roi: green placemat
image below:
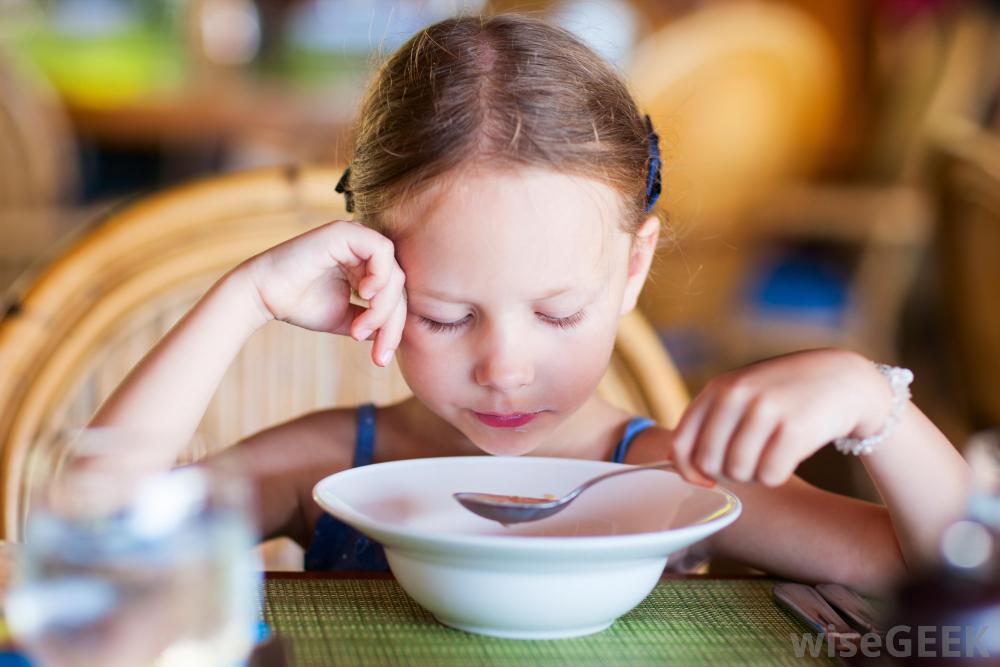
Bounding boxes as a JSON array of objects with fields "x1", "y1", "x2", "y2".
[{"x1": 263, "y1": 577, "x2": 838, "y2": 667}]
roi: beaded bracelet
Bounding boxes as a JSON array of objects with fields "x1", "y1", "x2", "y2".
[{"x1": 832, "y1": 363, "x2": 914, "y2": 456}]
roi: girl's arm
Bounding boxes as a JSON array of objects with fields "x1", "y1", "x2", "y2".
[
  {"x1": 666, "y1": 349, "x2": 971, "y2": 591},
  {"x1": 704, "y1": 476, "x2": 905, "y2": 595},
  {"x1": 858, "y1": 401, "x2": 970, "y2": 565},
  {"x1": 90, "y1": 221, "x2": 407, "y2": 458},
  {"x1": 90, "y1": 270, "x2": 266, "y2": 437},
  {"x1": 202, "y1": 408, "x2": 359, "y2": 544}
]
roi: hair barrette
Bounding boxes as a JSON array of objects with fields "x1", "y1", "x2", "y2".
[
  {"x1": 644, "y1": 114, "x2": 662, "y2": 212},
  {"x1": 335, "y1": 166, "x2": 354, "y2": 213}
]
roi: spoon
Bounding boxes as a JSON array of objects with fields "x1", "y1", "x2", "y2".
[{"x1": 453, "y1": 460, "x2": 702, "y2": 525}]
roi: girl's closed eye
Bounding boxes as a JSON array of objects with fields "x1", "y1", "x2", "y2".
[
  {"x1": 416, "y1": 310, "x2": 587, "y2": 334},
  {"x1": 417, "y1": 314, "x2": 472, "y2": 333},
  {"x1": 537, "y1": 310, "x2": 586, "y2": 329}
]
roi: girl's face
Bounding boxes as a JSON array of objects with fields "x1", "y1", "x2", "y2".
[{"x1": 392, "y1": 167, "x2": 657, "y2": 456}]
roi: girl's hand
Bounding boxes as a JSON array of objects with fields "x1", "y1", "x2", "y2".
[
  {"x1": 238, "y1": 221, "x2": 406, "y2": 367},
  {"x1": 669, "y1": 349, "x2": 893, "y2": 487}
]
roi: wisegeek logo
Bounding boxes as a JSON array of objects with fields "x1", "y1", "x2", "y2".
[{"x1": 790, "y1": 625, "x2": 992, "y2": 660}]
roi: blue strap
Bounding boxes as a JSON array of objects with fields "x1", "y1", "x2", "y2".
[
  {"x1": 612, "y1": 416, "x2": 656, "y2": 463},
  {"x1": 304, "y1": 511, "x2": 388, "y2": 572},
  {"x1": 353, "y1": 403, "x2": 377, "y2": 467},
  {"x1": 304, "y1": 403, "x2": 387, "y2": 572}
]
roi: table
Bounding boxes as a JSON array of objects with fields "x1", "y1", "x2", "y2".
[{"x1": 261, "y1": 573, "x2": 838, "y2": 667}]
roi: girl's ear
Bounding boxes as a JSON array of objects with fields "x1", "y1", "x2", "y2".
[{"x1": 620, "y1": 215, "x2": 660, "y2": 315}]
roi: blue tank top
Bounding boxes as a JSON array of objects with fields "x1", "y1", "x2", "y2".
[{"x1": 303, "y1": 405, "x2": 657, "y2": 571}]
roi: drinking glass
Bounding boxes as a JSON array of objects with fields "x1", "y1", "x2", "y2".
[{"x1": 5, "y1": 427, "x2": 261, "y2": 667}]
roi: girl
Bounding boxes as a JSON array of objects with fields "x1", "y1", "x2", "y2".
[{"x1": 91, "y1": 15, "x2": 969, "y2": 593}]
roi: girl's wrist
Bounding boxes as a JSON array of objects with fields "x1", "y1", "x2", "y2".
[
  {"x1": 217, "y1": 265, "x2": 275, "y2": 334},
  {"x1": 846, "y1": 353, "x2": 897, "y2": 440},
  {"x1": 837, "y1": 357, "x2": 914, "y2": 455}
]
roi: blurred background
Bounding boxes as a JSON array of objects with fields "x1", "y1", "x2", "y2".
[{"x1": 1, "y1": 0, "x2": 999, "y2": 504}]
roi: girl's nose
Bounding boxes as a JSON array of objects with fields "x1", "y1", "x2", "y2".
[{"x1": 474, "y1": 346, "x2": 535, "y2": 392}]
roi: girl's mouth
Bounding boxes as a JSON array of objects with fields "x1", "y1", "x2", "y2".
[{"x1": 472, "y1": 411, "x2": 540, "y2": 429}]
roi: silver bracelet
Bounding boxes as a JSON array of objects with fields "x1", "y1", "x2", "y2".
[{"x1": 832, "y1": 363, "x2": 914, "y2": 456}]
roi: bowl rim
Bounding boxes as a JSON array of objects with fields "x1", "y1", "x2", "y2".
[{"x1": 312, "y1": 456, "x2": 742, "y2": 557}]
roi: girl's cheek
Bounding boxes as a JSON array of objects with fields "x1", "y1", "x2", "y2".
[
  {"x1": 396, "y1": 328, "x2": 456, "y2": 378},
  {"x1": 543, "y1": 330, "x2": 615, "y2": 381},
  {"x1": 555, "y1": 349, "x2": 608, "y2": 389},
  {"x1": 398, "y1": 320, "x2": 441, "y2": 351}
]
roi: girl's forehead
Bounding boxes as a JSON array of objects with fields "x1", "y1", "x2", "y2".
[
  {"x1": 393, "y1": 168, "x2": 627, "y2": 257},
  {"x1": 392, "y1": 168, "x2": 631, "y2": 302}
]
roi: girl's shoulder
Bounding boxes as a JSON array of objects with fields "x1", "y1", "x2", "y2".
[
  {"x1": 237, "y1": 400, "x2": 419, "y2": 466},
  {"x1": 216, "y1": 403, "x2": 401, "y2": 545},
  {"x1": 213, "y1": 406, "x2": 365, "y2": 480}
]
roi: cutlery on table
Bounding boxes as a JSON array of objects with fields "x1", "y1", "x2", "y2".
[
  {"x1": 774, "y1": 583, "x2": 889, "y2": 666},
  {"x1": 815, "y1": 583, "x2": 884, "y2": 636},
  {"x1": 774, "y1": 582, "x2": 860, "y2": 640}
]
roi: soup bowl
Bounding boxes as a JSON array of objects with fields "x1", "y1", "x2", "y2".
[{"x1": 313, "y1": 456, "x2": 740, "y2": 639}]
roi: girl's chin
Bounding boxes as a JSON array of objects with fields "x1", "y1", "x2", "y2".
[
  {"x1": 471, "y1": 440, "x2": 540, "y2": 457},
  {"x1": 463, "y1": 426, "x2": 545, "y2": 457}
]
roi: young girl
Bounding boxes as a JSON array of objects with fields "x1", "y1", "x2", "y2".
[{"x1": 91, "y1": 15, "x2": 969, "y2": 593}]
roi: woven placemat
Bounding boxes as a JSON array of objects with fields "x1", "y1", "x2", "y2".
[{"x1": 263, "y1": 577, "x2": 838, "y2": 667}]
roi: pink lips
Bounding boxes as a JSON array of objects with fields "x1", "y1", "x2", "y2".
[{"x1": 473, "y1": 411, "x2": 540, "y2": 428}]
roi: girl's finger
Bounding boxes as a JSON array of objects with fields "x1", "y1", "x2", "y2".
[
  {"x1": 325, "y1": 221, "x2": 396, "y2": 298},
  {"x1": 330, "y1": 303, "x2": 368, "y2": 338},
  {"x1": 669, "y1": 392, "x2": 717, "y2": 486},
  {"x1": 723, "y1": 397, "x2": 779, "y2": 482},
  {"x1": 690, "y1": 388, "x2": 750, "y2": 478},
  {"x1": 755, "y1": 424, "x2": 800, "y2": 487},
  {"x1": 352, "y1": 267, "x2": 405, "y2": 341},
  {"x1": 356, "y1": 261, "x2": 393, "y2": 302},
  {"x1": 372, "y1": 286, "x2": 407, "y2": 367},
  {"x1": 351, "y1": 239, "x2": 397, "y2": 300}
]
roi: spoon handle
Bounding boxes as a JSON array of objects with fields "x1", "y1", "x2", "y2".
[{"x1": 567, "y1": 460, "x2": 676, "y2": 500}]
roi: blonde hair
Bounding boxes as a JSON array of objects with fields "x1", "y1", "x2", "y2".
[{"x1": 341, "y1": 14, "x2": 655, "y2": 234}]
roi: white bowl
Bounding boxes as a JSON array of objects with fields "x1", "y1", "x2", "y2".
[{"x1": 313, "y1": 456, "x2": 740, "y2": 639}]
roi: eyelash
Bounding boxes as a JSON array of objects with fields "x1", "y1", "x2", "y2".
[
  {"x1": 418, "y1": 315, "x2": 472, "y2": 334},
  {"x1": 537, "y1": 311, "x2": 586, "y2": 329},
  {"x1": 418, "y1": 311, "x2": 586, "y2": 333}
]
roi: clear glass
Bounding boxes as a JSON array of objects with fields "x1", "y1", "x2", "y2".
[
  {"x1": 939, "y1": 429, "x2": 1000, "y2": 574},
  {"x1": 965, "y1": 428, "x2": 1000, "y2": 529},
  {"x1": 5, "y1": 428, "x2": 261, "y2": 667}
]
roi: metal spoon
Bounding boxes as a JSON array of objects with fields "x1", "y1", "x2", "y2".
[{"x1": 453, "y1": 460, "x2": 691, "y2": 525}]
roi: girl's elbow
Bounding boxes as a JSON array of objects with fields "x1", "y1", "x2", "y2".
[{"x1": 842, "y1": 523, "x2": 910, "y2": 597}]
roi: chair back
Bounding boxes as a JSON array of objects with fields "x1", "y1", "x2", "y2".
[{"x1": 933, "y1": 124, "x2": 1000, "y2": 429}]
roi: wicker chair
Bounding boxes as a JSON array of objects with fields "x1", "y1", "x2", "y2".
[
  {"x1": 933, "y1": 122, "x2": 1000, "y2": 431},
  {"x1": 0, "y1": 165, "x2": 689, "y2": 565}
]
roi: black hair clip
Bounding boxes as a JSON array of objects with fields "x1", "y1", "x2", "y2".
[
  {"x1": 644, "y1": 114, "x2": 662, "y2": 212},
  {"x1": 335, "y1": 166, "x2": 354, "y2": 213}
]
